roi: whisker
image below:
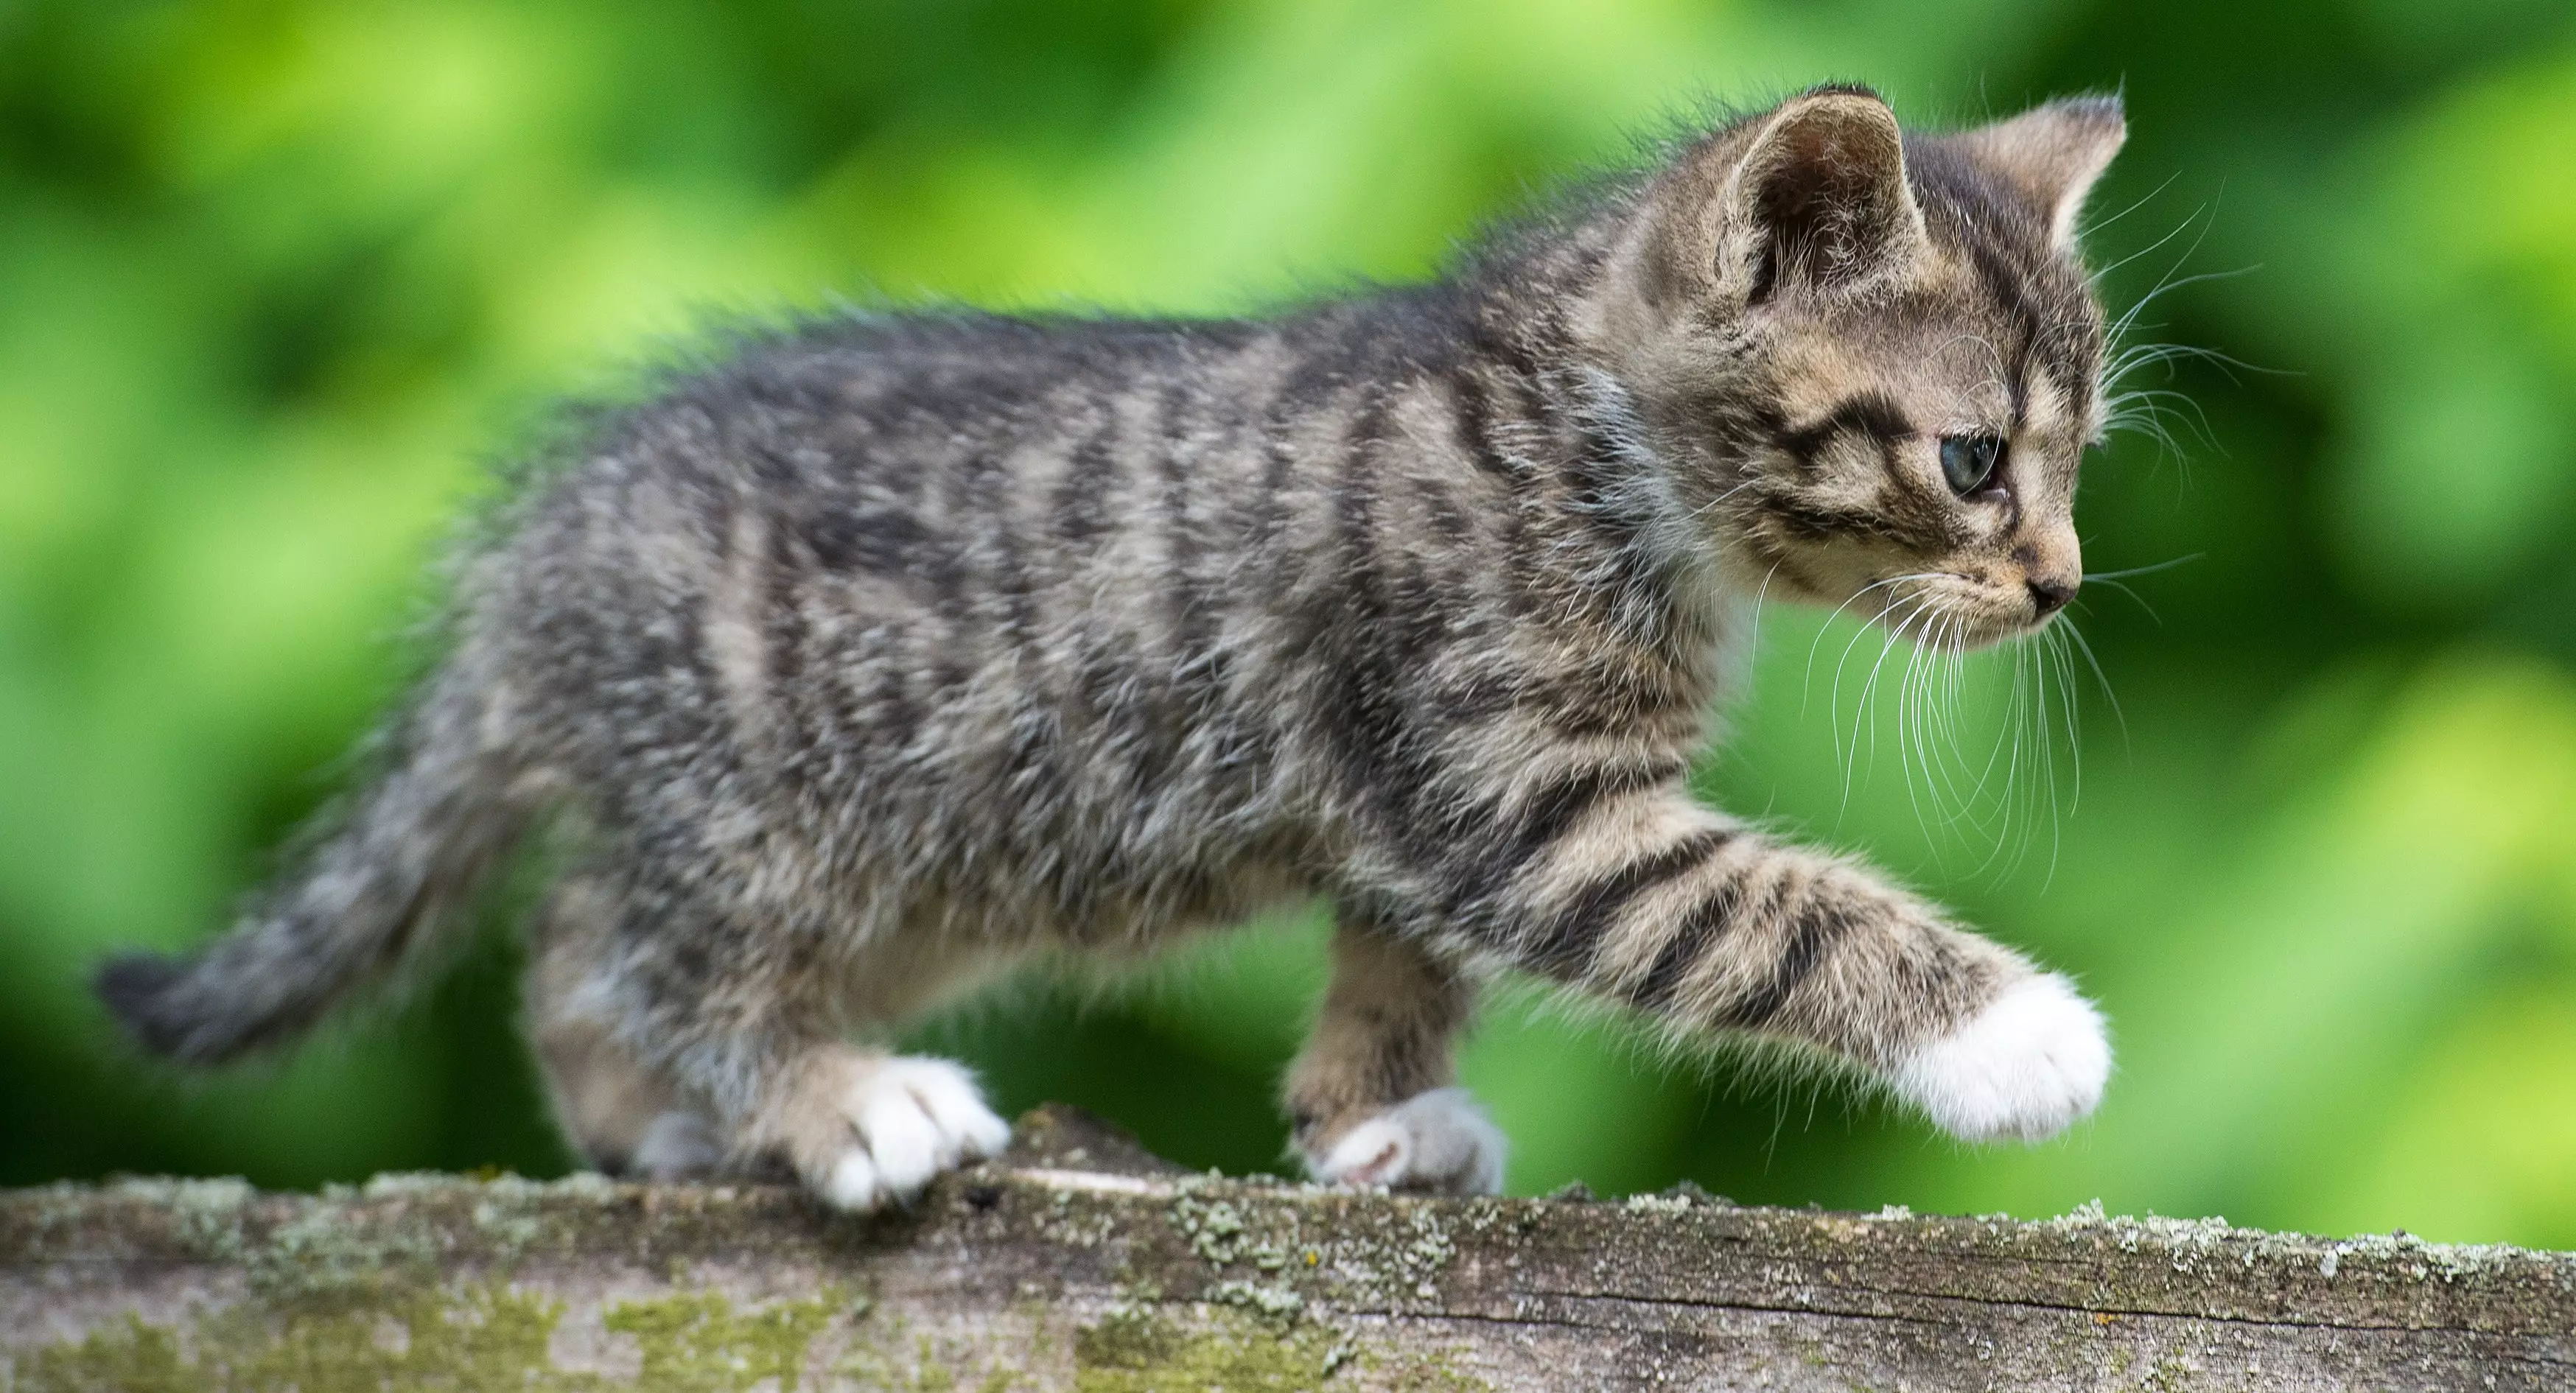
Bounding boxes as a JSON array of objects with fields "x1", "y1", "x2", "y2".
[
  {"x1": 2038, "y1": 630, "x2": 2071, "y2": 885},
  {"x1": 1881, "y1": 602, "x2": 1936, "y2": 843},
  {"x1": 2093, "y1": 200, "x2": 2213, "y2": 285},
  {"x1": 1924, "y1": 625, "x2": 1973, "y2": 835},
  {"x1": 1801, "y1": 572, "x2": 1947, "y2": 715},
  {"x1": 1918, "y1": 614, "x2": 1981, "y2": 838},
  {"x1": 2113, "y1": 264, "x2": 2260, "y2": 326},
  {"x1": 1744, "y1": 560, "x2": 1784, "y2": 665},
  {"x1": 2051, "y1": 625, "x2": 2082, "y2": 823},
  {"x1": 2086, "y1": 554, "x2": 2205, "y2": 581},
  {"x1": 2063, "y1": 620, "x2": 2127, "y2": 748},
  {"x1": 1845, "y1": 592, "x2": 1934, "y2": 808},
  {"x1": 2080, "y1": 168, "x2": 2184, "y2": 240},
  {"x1": 1967, "y1": 633, "x2": 2030, "y2": 879},
  {"x1": 2079, "y1": 578, "x2": 2162, "y2": 626}
]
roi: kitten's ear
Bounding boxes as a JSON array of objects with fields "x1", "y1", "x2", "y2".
[
  {"x1": 1957, "y1": 95, "x2": 2127, "y2": 249},
  {"x1": 1714, "y1": 86, "x2": 1930, "y2": 304}
]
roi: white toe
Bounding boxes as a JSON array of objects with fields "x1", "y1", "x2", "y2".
[
  {"x1": 1323, "y1": 1117, "x2": 1414, "y2": 1186},
  {"x1": 823, "y1": 1054, "x2": 1014, "y2": 1210},
  {"x1": 1894, "y1": 972, "x2": 2110, "y2": 1142},
  {"x1": 886, "y1": 1057, "x2": 1014, "y2": 1163},
  {"x1": 825, "y1": 1150, "x2": 883, "y2": 1210},
  {"x1": 855, "y1": 1084, "x2": 945, "y2": 1196},
  {"x1": 1312, "y1": 1087, "x2": 1507, "y2": 1195}
]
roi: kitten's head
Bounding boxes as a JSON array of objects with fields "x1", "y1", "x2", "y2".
[{"x1": 1586, "y1": 85, "x2": 2126, "y2": 650}]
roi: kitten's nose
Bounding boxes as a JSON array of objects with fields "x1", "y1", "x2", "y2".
[{"x1": 2026, "y1": 575, "x2": 2078, "y2": 615}]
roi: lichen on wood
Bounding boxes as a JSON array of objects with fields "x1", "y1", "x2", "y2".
[{"x1": 5, "y1": 1106, "x2": 2572, "y2": 1391}]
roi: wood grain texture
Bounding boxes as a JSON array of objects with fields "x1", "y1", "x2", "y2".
[{"x1": 5, "y1": 1106, "x2": 2570, "y2": 1391}]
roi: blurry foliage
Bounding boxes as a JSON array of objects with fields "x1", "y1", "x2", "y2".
[{"x1": 4, "y1": 0, "x2": 2576, "y2": 1247}]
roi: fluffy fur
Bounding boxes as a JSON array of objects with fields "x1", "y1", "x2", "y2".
[{"x1": 97, "y1": 85, "x2": 2129, "y2": 1205}]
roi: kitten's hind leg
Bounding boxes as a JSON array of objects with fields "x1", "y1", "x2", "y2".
[
  {"x1": 1285, "y1": 913, "x2": 1505, "y2": 1195},
  {"x1": 526, "y1": 874, "x2": 722, "y2": 1179},
  {"x1": 537, "y1": 866, "x2": 1013, "y2": 1209}
]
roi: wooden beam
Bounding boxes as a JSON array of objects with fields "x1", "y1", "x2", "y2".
[{"x1": 5, "y1": 1106, "x2": 2570, "y2": 1390}]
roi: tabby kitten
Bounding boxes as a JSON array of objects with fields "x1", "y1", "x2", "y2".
[{"x1": 99, "y1": 85, "x2": 2125, "y2": 1207}]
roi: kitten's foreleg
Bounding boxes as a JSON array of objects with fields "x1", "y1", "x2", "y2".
[
  {"x1": 1284, "y1": 916, "x2": 1505, "y2": 1194},
  {"x1": 1473, "y1": 785, "x2": 2109, "y2": 1140}
]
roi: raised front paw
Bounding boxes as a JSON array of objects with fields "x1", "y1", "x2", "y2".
[
  {"x1": 1306, "y1": 1087, "x2": 1508, "y2": 1195},
  {"x1": 1893, "y1": 972, "x2": 2110, "y2": 1142}
]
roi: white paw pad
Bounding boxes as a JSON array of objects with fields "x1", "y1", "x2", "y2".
[
  {"x1": 819, "y1": 1057, "x2": 1013, "y2": 1211},
  {"x1": 1894, "y1": 972, "x2": 2110, "y2": 1142},
  {"x1": 1311, "y1": 1087, "x2": 1507, "y2": 1196}
]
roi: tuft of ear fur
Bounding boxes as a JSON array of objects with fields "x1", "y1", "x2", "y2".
[
  {"x1": 1956, "y1": 94, "x2": 2127, "y2": 249},
  {"x1": 1718, "y1": 85, "x2": 1929, "y2": 303}
]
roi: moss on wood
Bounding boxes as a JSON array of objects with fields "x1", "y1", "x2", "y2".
[{"x1": 5, "y1": 1107, "x2": 2572, "y2": 1391}]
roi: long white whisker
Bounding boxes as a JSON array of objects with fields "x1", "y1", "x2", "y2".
[
  {"x1": 2034, "y1": 629, "x2": 2064, "y2": 884},
  {"x1": 1802, "y1": 572, "x2": 1945, "y2": 716},
  {"x1": 1744, "y1": 560, "x2": 1783, "y2": 670},
  {"x1": 2093, "y1": 200, "x2": 2213, "y2": 285},
  {"x1": 1847, "y1": 593, "x2": 1933, "y2": 810},
  {"x1": 2063, "y1": 620, "x2": 2126, "y2": 748},
  {"x1": 1916, "y1": 612, "x2": 1974, "y2": 838},
  {"x1": 1858, "y1": 607, "x2": 1908, "y2": 787},
  {"x1": 2080, "y1": 168, "x2": 2185, "y2": 240},
  {"x1": 2085, "y1": 553, "x2": 2205, "y2": 582}
]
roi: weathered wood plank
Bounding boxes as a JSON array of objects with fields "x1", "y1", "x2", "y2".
[{"x1": 4, "y1": 1106, "x2": 2569, "y2": 1390}]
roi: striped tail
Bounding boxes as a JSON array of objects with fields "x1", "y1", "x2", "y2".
[{"x1": 94, "y1": 667, "x2": 538, "y2": 1064}]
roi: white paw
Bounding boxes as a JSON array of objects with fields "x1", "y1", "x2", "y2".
[
  {"x1": 819, "y1": 1057, "x2": 1013, "y2": 1211},
  {"x1": 632, "y1": 1110, "x2": 723, "y2": 1180},
  {"x1": 1310, "y1": 1087, "x2": 1508, "y2": 1196},
  {"x1": 1894, "y1": 972, "x2": 2110, "y2": 1142}
]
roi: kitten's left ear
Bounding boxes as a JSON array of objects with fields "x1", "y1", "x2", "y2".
[
  {"x1": 1957, "y1": 95, "x2": 2127, "y2": 249},
  {"x1": 1715, "y1": 86, "x2": 1931, "y2": 303}
]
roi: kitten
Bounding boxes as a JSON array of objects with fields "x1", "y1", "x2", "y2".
[{"x1": 98, "y1": 85, "x2": 2124, "y2": 1207}]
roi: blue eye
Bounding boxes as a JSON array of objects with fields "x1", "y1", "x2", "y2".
[{"x1": 1940, "y1": 435, "x2": 2006, "y2": 497}]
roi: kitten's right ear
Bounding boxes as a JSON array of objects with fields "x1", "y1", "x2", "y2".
[
  {"x1": 1711, "y1": 87, "x2": 1931, "y2": 306},
  {"x1": 1955, "y1": 95, "x2": 2127, "y2": 249}
]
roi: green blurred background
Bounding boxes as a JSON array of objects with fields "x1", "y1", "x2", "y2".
[{"x1": 7, "y1": 0, "x2": 2576, "y2": 1249}]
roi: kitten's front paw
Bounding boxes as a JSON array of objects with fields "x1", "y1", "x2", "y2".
[
  {"x1": 816, "y1": 1056, "x2": 1014, "y2": 1211},
  {"x1": 1308, "y1": 1087, "x2": 1507, "y2": 1195},
  {"x1": 1894, "y1": 972, "x2": 2109, "y2": 1142}
]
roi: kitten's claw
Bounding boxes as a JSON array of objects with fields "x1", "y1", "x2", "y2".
[
  {"x1": 1309, "y1": 1087, "x2": 1507, "y2": 1196},
  {"x1": 1894, "y1": 972, "x2": 2110, "y2": 1142},
  {"x1": 818, "y1": 1056, "x2": 1012, "y2": 1211}
]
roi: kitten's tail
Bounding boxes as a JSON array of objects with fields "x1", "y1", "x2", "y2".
[{"x1": 93, "y1": 656, "x2": 542, "y2": 1064}]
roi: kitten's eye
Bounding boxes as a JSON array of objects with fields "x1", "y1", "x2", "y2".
[{"x1": 1939, "y1": 435, "x2": 2006, "y2": 498}]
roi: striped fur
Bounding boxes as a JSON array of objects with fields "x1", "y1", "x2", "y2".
[{"x1": 97, "y1": 86, "x2": 2128, "y2": 1201}]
